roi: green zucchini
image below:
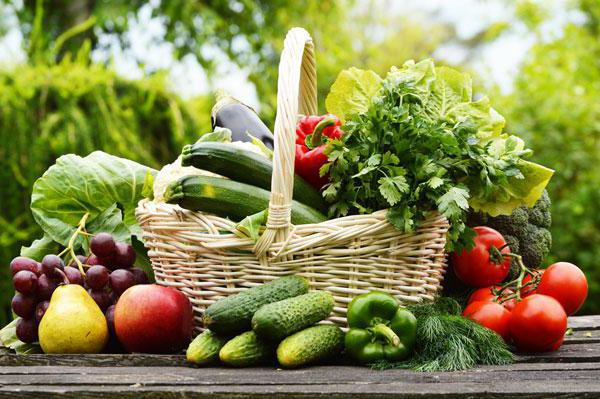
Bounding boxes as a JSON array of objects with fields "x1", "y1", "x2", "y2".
[
  {"x1": 219, "y1": 331, "x2": 274, "y2": 367},
  {"x1": 252, "y1": 291, "x2": 335, "y2": 341},
  {"x1": 203, "y1": 276, "x2": 310, "y2": 335},
  {"x1": 277, "y1": 325, "x2": 345, "y2": 369},
  {"x1": 186, "y1": 330, "x2": 228, "y2": 366},
  {"x1": 181, "y1": 142, "x2": 327, "y2": 212},
  {"x1": 164, "y1": 175, "x2": 327, "y2": 225}
]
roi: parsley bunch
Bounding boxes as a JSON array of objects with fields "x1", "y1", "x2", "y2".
[{"x1": 322, "y1": 64, "x2": 534, "y2": 250}]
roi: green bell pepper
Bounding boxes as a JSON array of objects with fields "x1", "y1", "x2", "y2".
[{"x1": 345, "y1": 291, "x2": 417, "y2": 364}]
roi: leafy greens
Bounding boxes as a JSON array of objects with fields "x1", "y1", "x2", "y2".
[
  {"x1": 324, "y1": 59, "x2": 553, "y2": 249},
  {"x1": 28, "y1": 151, "x2": 156, "y2": 256}
]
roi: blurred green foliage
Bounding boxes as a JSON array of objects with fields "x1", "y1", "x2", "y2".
[
  {"x1": 8, "y1": 0, "x2": 460, "y2": 120},
  {"x1": 0, "y1": 51, "x2": 210, "y2": 326},
  {"x1": 496, "y1": 1, "x2": 600, "y2": 314}
]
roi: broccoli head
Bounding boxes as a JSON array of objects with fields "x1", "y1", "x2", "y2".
[{"x1": 468, "y1": 190, "x2": 552, "y2": 274}]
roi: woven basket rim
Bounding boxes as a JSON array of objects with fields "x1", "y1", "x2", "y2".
[{"x1": 137, "y1": 198, "x2": 448, "y2": 229}]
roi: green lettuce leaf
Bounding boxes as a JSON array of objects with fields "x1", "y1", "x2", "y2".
[
  {"x1": 386, "y1": 59, "x2": 552, "y2": 214},
  {"x1": 197, "y1": 126, "x2": 232, "y2": 143},
  {"x1": 387, "y1": 59, "x2": 436, "y2": 94},
  {"x1": 388, "y1": 60, "x2": 505, "y2": 138},
  {"x1": 235, "y1": 209, "x2": 268, "y2": 241},
  {"x1": 247, "y1": 132, "x2": 273, "y2": 159},
  {"x1": 30, "y1": 151, "x2": 156, "y2": 248},
  {"x1": 325, "y1": 67, "x2": 382, "y2": 122},
  {"x1": 470, "y1": 160, "x2": 555, "y2": 216},
  {"x1": 20, "y1": 234, "x2": 60, "y2": 261}
]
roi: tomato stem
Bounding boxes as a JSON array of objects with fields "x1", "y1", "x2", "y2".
[
  {"x1": 488, "y1": 245, "x2": 506, "y2": 264},
  {"x1": 495, "y1": 252, "x2": 538, "y2": 303}
]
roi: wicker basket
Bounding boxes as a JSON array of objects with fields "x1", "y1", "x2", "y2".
[{"x1": 136, "y1": 27, "x2": 450, "y2": 327}]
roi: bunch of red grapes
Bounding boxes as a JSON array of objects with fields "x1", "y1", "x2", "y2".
[{"x1": 10, "y1": 232, "x2": 149, "y2": 345}]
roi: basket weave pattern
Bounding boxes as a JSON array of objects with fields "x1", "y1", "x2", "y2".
[{"x1": 136, "y1": 28, "x2": 449, "y2": 327}]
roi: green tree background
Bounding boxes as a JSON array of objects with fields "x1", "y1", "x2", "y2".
[{"x1": 0, "y1": 0, "x2": 598, "y2": 326}]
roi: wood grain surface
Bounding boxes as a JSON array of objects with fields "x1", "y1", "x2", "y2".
[{"x1": 0, "y1": 315, "x2": 598, "y2": 398}]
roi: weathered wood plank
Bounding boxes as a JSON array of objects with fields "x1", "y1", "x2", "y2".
[
  {"x1": 0, "y1": 316, "x2": 595, "y2": 368},
  {"x1": 0, "y1": 349, "x2": 189, "y2": 367},
  {"x1": 0, "y1": 342, "x2": 595, "y2": 368},
  {"x1": 0, "y1": 316, "x2": 596, "y2": 399},
  {"x1": 0, "y1": 379, "x2": 599, "y2": 399},
  {"x1": 0, "y1": 361, "x2": 599, "y2": 380},
  {"x1": 515, "y1": 342, "x2": 600, "y2": 363},
  {"x1": 568, "y1": 315, "x2": 600, "y2": 330},
  {"x1": 564, "y1": 329, "x2": 600, "y2": 344},
  {"x1": 1, "y1": 338, "x2": 598, "y2": 368},
  {"x1": 2, "y1": 366, "x2": 600, "y2": 386}
]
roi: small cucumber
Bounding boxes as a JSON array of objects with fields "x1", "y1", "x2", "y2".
[
  {"x1": 219, "y1": 331, "x2": 274, "y2": 367},
  {"x1": 164, "y1": 175, "x2": 327, "y2": 225},
  {"x1": 181, "y1": 142, "x2": 327, "y2": 212},
  {"x1": 277, "y1": 325, "x2": 345, "y2": 369},
  {"x1": 203, "y1": 275, "x2": 310, "y2": 335},
  {"x1": 186, "y1": 330, "x2": 228, "y2": 366},
  {"x1": 252, "y1": 291, "x2": 335, "y2": 341}
]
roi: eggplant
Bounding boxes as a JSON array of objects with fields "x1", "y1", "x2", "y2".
[{"x1": 211, "y1": 92, "x2": 274, "y2": 149}]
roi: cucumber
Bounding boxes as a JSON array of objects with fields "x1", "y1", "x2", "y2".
[
  {"x1": 181, "y1": 142, "x2": 327, "y2": 212},
  {"x1": 203, "y1": 276, "x2": 310, "y2": 335},
  {"x1": 186, "y1": 330, "x2": 228, "y2": 366},
  {"x1": 277, "y1": 325, "x2": 345, "y2": 369},
  {"x1": 219, "y1": 331, "x2": 274, "y2": 367},
  {"x1": 164, "y1": 175, "x2": 327, "y2": 225},
  {"x1": 252, "y1": 291, "x2": 334, "y2": 341}
]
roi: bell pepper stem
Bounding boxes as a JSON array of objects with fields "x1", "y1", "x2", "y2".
[
  {"x1": 310, "y1": 116, "x2": 337, "y2": 148},
  {"x1": 372, "y1": 323, "x2": 400, "y2": 347}
]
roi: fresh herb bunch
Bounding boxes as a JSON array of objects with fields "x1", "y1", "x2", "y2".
[
  {"x1": 323, "y1": 60, "x2": 553, "y2": 251},
  {"x1": 370, "y1": 297, "x2": 514, "y2": 372}
]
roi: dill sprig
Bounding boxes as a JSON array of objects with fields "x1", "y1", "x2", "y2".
[{"x1": 370, "y1": 297, "x2": 514, "y2": 372}]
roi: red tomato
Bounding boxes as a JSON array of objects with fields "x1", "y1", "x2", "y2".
[
  {"x1": 521, "y1": 270, "x2": 544, "y2": 297},
  {"x1": 463, "y1": 301, "x2": 512, "y2": 342},
  {"x1": 509, "y1": 294, "x2": 567, "y2": 353},
  {"x1": 467, "y1": 286, "x2": 515, "y2": 311},
  {"x1": 502, "y1": 296, "x2": 516, "y2": 311},
  {"x1": 542, "y1": 335, "x2": 565, "y2": 352},
  {"x1": 536, "y1": 262, "x2": 588, "y2": 315},
  {"x1": 452, "y1": 227, "x2": 511, "y2": 287},
  {"x1": 468, "y1": 286, "x2": 497, "y2": 303}
]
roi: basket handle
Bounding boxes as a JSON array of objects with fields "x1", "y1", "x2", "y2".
[{"x1": 254, "y1": 28, "x2": 318, "y2": 257}]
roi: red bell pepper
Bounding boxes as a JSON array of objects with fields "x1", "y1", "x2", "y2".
[{"x1": 295, "y1": 114, "x2": 343, "y2": 189}]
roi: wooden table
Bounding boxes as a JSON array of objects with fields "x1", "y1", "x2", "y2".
[{"x1": 0, "y1": 316, "x2": 598, "y2": 398}]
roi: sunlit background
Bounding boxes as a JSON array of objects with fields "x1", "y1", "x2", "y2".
[{"x1": 0, "y1": 0, "x2": 598, "y2": 325}]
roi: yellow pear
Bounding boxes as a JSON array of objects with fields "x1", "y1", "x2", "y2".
[{"x1": 39, "y1": 284, "x2": 108, "y2": 354}]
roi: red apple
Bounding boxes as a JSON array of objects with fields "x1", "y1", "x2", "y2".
[{"x1": 114, "y1": 284, "x2": 194, "y2": 353}]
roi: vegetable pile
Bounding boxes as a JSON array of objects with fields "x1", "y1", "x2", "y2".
[
  {"x1": 322, "y1": 60, "x2": 553, "y2": 250},
  {"x1": 187, "y1": 276, "x2": 344, "y2": 368},
  {"x1": 468, "y1": 189, "x2": 552, "y2": 272},
  {"x1": 0, "y1": 52, "x2": 590, "y2": 375},
  {"x1": 371, "y1": 297, "x2": 513, "y2": 372},
  {"x1": 456, "y1": 226, "x2": 588, "y2": 353}
]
